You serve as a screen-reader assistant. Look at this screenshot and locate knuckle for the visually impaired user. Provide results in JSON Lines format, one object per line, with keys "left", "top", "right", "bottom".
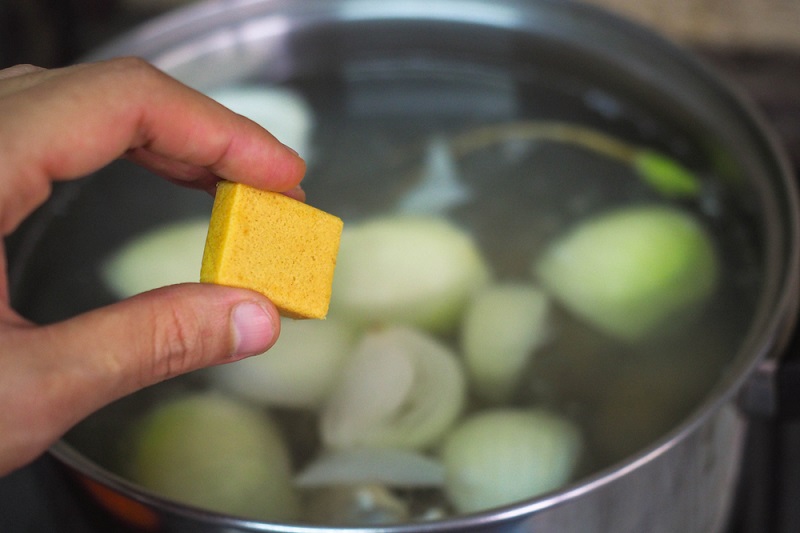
{"left": 108, "top": 56, "right": 156, "bottom": 75}
{"left": 0, "top": 63, "right": 44, "bottom": 79}
{"left": 101, "top": 56, "right": 166, "bottom": 88}
{"left": 147, "top": 302, "right": 204, "bottom": 382}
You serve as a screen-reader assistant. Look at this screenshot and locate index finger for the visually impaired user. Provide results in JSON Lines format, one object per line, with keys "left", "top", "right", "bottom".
{"left": 0, "top": 58, "right": 306, "bottom": 235}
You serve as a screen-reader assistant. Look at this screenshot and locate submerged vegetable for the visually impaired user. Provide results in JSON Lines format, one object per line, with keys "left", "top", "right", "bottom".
{"left": 461, "top": 283, "right": 550, "bottom": 403}
{"left": 440, "top": 408, "right": 582, "bottom": 514}
{"left": 321, "top": 325, "right": 466, "bottom": 450}
{"left": 633, "top": 150, "right": 701, "bottom": 198}
{"left": 330, "top": 216, "right": 490, "bottom": 333}
{"left": 209, "top": 317, "right": 356, "bottom": 409}
{"left": 127, "top": 392, "right": 299, "bottom": 521}
{"left": 103, "top": 218, "right": 208, "bottom": 298}
{"left": 206, "top": 85, "right": 314, "bottom": 160}
{"left": 449, "top": 121, "right": 701, "bottom": 199}
{"left": 295, "top": 447, "right": 446, "bottom": 488}
{"left": 397, "top": 135, "right": 473, "bottom": 215}
{"left": 534, "top": 205, "right": 719, "bottom": 341}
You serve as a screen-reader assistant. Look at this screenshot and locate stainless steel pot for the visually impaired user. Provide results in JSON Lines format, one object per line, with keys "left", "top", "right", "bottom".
{"left": 8, "top": 0, "right": 800, "bottom": 531}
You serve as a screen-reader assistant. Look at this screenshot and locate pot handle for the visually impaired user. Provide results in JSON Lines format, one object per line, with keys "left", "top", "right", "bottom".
{"left": 739, "top": 325, "right": 800, "bottom": 420}
{"left": 733, "top": 324, "right": 800, "bottom": 533}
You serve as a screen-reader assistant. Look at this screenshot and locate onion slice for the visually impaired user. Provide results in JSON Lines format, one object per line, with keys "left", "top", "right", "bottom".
{"left": 321, "top": 325, "right": 466, "bottom": 451}
{"left": 397, "top": 135, "right": 472, "bottom": 215}
{"left": 295, "top": 448, "right": 446, "bottom": 488}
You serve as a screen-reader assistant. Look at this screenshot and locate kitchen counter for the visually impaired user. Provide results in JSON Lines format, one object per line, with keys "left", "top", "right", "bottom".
{"left": 586, "top": 0, "right": 800, "bottom": 50}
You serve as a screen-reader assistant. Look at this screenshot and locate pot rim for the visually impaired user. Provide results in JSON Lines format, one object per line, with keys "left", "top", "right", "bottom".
{"left": 50, "top": 0, "right": 800, "bottom": 530}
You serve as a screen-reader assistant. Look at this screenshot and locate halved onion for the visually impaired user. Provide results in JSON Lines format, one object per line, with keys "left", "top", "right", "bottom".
{"left": 206, "top": 84, "right": 314, "bottom": 160}
{"left": 534, "top": 205, "right": 719, "bottom": 341}
{"left": 102, "top": 218, "right": 208, "bottom": 298}
{"left": 321, "top": 325, "right": 466, "bottom": 451}
{"left": 330, "top": 216, "right": 490, "bottom": 333}
{"left": 209, "top": 317, "right": 357, "bottom": 409}
{"left": 127, "top": 392, "right": 299, "bottom": 521}
{"left": 461, "top": 283, "right": 550, "bottom": 403}
{"left": 440, "top": 408, "right": 582, "bottom": 514}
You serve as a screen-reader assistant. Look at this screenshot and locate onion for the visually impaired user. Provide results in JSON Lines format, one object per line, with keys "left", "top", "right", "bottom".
{"left": 208, "top": 317, "right": 357, "bottom": 409}
{"left": 127, "top": 392, "right": 300, "bottom": 521}
{"left": 533, "top": 205, "right": 719, "bottom": 341}
{"left": 440, "top": 408, "right": 582, "bottom": 514}
{"left": 295, "top": 447, "right": 445, "bottom": 488}
{"left": 206, "top": 85, "right": 314, "bottom": 160}
{"left": 330, "top": 216, "right": 490, "bottom": 333}
{"left": 461, "top": 283, "right": 550, "bottom": 403}
{"left": 102, "top": 218, "right": 208, "bottom": 298}
{"left": 321, "top": 325, "right": 466, "bottom": 450}
{"left": 397, "top": 136, "right": 472, "bottom": 215}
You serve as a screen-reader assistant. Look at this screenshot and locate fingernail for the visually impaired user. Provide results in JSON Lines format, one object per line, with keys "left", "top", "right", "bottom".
{"left": 231, "top": 302, "right": 276, "bottom": 358}
{"left": 284, "top": 184, "right": 306, "bottom": 202}
{"left": 282, "top": 142, "right": 300, "bottom": 157}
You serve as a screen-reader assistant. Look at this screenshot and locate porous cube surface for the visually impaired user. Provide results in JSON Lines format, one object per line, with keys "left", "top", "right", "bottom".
{"left": 201, "top": 182, "right": 343, "bottom": 319}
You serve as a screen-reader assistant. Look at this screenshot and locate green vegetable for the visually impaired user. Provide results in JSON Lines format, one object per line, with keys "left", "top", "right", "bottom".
{"left": 461, "top": 283, "right": 550, "bottom": 403}
{"left": 330, "top": 216, "right": 490, "bottom": 333}
{"left": 533, "top": 205, "right": 719, "bottom": 341}
{"left": 103, "top": 218, "right": 208, "bottom": 298}
{"left": 440, "top": 408, "right": 582, "bottom": 514}
{"left": 321, "top": 325, "right": 466, "bottom": 450}
{"left": 449, "top": 121, "right": 701, "bottom": 199}
{"left": 633, "top": 150, "right": 701, "bottom": 199}
{"left": 209, "top": 317, "right": 357, "bottom": 409}
{"left": 127, "top": 392, "right": 299, "bottom": 521}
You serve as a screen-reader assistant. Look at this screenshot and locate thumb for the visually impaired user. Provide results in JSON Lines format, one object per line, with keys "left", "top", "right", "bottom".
{"left": 49, "top": 283, "right": 281, "bottom": 396}
{"left": 0, "top": 283, "right": 280, "bottom": 473}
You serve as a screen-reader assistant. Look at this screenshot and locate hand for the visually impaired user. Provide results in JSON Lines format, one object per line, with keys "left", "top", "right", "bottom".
{"left": 0, "top": 58, "right": 306, "bottom": 475}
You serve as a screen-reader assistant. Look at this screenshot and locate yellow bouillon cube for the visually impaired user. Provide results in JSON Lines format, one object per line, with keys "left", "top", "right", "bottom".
{"left": 201, "top": 182, "right": 343, "bottom": 319}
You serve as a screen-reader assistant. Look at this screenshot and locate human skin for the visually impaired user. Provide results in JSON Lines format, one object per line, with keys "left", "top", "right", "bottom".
{"left": 0, "top": 58, "right": 306, "bottom": 475}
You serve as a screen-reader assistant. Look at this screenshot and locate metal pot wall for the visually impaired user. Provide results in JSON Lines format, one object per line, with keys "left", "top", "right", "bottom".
{"left": 7, "top": 0, "right": 800, "bottom": 532}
